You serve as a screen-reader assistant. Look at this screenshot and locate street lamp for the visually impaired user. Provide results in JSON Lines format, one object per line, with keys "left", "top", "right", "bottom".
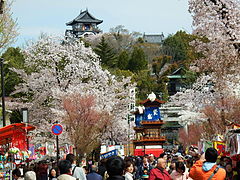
{"left": 21, "top": 108, "right": 29, "bottom": 163}
{"left": 0, "top": 58, "right": 6, "bottom": 127}
{"left": 22, "top": 108, "right": 29, "bottom": 123}
{"left": 0, "top": 1, "right": 6, "bottom": 126}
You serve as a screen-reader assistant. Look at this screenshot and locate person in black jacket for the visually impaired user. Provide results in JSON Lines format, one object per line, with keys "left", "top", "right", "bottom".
{"left": 98, "top": 159, "right": 107, "bottom": 178}
{"left": 12, "top": 168, "right": 23, "bottom": 180}
{"left": 139, "top": 155, "right": 153, "bottom": 179}
{"left": 106, "top": 156, "right": 125, "bottom": 180}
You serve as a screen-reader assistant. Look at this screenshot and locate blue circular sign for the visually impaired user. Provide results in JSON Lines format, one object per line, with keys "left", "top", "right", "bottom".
{"left": 51, "top": 124, "right": 63, "bottom": 135}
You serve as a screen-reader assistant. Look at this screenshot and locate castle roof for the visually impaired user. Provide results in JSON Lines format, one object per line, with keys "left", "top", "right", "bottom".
{"left": 66, "top": 9, "right": 103, "bottom": 26}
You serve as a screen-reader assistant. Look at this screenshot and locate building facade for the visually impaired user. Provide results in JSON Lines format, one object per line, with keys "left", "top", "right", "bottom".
{"left": 143, "top": 33, "right": 164, "bottom": 44}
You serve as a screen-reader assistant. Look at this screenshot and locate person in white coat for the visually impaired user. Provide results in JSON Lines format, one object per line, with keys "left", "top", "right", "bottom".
{"left": 124, "top": 161, "right": 134, "bottom": 180}
{"left": 66, "top": 154, "right": 86, "bottom": 180}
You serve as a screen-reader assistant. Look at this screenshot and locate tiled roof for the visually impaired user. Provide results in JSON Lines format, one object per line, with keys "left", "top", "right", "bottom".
{"left": 66, "top": 9, "right": 103, "bottom": 26}
{"left": 167, "top": 67, "right": 187, "bottom": 79}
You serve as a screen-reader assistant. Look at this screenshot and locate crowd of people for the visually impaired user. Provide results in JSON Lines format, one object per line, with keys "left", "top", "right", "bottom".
{"left": 11, "top": 148, "right": 240, "bottom": 180}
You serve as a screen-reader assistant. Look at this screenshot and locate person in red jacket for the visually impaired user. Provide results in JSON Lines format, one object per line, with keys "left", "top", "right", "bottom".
{"left": 149, "top": 158, "right": 172, "bottom": 180}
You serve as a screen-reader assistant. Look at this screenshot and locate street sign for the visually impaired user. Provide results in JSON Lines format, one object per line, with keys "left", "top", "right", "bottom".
{"left": 100, "top": 149, "right": 118, "bottom": 159}
{"left": 51, "top": 124, "right": 62, "bottom": 164}
{"left": 51, "top": 124, "right": 63, "bottom": 135}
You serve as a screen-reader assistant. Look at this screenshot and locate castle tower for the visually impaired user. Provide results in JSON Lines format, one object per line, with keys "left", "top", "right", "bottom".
{"left": 65, "top": 9, "right": 103, "bottom": 38}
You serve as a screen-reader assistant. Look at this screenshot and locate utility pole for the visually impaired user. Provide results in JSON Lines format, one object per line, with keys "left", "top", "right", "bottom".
{"left": 0, "top": 1, "right": 6, "bottom": 127}
{"left": 128, "top": 114, "right": 130, "bottom": 156}
{"left": 0, "top": 58, "right": 6, "bottom": 127}
{"left": 0, "top": 0, "right": 5, "bottom": 14}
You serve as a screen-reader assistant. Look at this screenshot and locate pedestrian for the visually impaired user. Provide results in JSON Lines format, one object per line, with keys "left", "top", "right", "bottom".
{"left": 86, "top": 165, "right": 102, "bottom": 180}
{"left": 57, "top": 160, "right": 76, "bottom": 180}
{"left": 189, "top": 147, "right": 226, "bottom": 180}
{"left": 66, "top": 154, "right": 86, "bottom": 180}
{"left": 233, "top": 161, "right": 240, "bottom": 180}
{"left": 49, "top": 168, "right": 58, "bottom": 180}
{"left": 149, "top": 154, "right": 157, "bottom": 168}
{"left": 124, "top": 161, "right": 134, "bottom": 180}
{"left": 106, "top": 156, "right": 125, "bottom": 180}
{"left": 220, "top": 157, "right": 232, "bottom": 168}
{"left": 134, "top": 156, "right": 142, "bottom": 180}
{"left": 36, "top": 161, "right": 48, "bottom": 180}
{"left": 170, "top": 161, "right": 191, "bottom": 180}
{"left": 225, "top": 163, "right": 233, "bottom": 180}
{"left": 98, "top": 159, "right": 107, "bottom": 178}
{"left": 159, "top": 153, "right": 167, "bottom": 161}
{"left": 185, "top": 158, "right": 194, "bottom": 172}
{"left": 149, "top": 158, "right": 171, "bottom": 180}
{"left": 166, "top": 155, "right": 172, "bottom": 172}
{"left": 168, "top": 159, "right": 176, "bottom": 174}
{"left": 177, "top": 155, "right": 184, "bottom": 162}
{"left": 23, "top": 166, "right": 36, "bottom": 180}
{"left": 24, "top": 171, "right": 36, "bottom": 180}
{"left": 82, "top": 166, "right": 89, "bottom": 175}
{"left": 139, "top": 155, "right": 153, "bottom": 179}
{"left": 12, "top": 168, "right": 24, "bottom": 180}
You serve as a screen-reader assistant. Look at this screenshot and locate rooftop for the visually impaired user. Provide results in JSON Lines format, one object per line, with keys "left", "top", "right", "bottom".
{"left": 66, "top": 9, "right": 103, "bottom": 26}
{"left": 143, "top": 33, "right": 164, "bottom": 44}
{"left": 140, "top": 98, "right": 165, "bottom": 107}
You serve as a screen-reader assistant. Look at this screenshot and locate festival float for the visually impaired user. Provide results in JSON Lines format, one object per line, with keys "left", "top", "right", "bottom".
{"left": 133, "top": 93, "right": 166, "bottom": 156}
{"left": 0, "top": 123, "right": 35, "bottom": 179}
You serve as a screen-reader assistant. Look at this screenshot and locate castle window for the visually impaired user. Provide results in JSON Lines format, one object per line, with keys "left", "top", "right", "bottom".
{"left": 84, "top": 24, "right": 90, "bottom": 30}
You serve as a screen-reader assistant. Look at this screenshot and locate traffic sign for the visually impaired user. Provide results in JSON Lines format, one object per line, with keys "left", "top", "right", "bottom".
{"left": 51, "top": 124, "right": 63, "bottom": 135}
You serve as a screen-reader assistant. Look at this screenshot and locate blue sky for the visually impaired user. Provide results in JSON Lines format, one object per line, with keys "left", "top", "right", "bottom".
{"left": 12, "top": 0, "right": 193, "bottom": 47}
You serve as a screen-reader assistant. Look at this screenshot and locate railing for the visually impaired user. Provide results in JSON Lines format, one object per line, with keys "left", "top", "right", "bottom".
{"left": 133, "top": 136, "right": 166, "bottom": 142}
{"left": 66, "top": 28, "right": 101, "bottom": 34}
{"left": 141, "top": 120, "right": 164, "bottom": 125}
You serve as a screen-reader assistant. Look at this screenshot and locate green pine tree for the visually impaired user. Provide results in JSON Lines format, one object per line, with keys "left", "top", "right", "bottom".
{"left": 128, "top": 47, "right": 148, "bottom": 72}
{"left": 117, "top": 50, "right": 129, "bottom": 70}
{"left": 132, "top": 70, "right": 158, "bottom": 101}
{"left": 94, "top": 36, "right": 116, "bottom": 68}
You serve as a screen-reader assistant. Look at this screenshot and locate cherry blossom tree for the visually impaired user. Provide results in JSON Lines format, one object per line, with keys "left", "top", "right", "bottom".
{"left": 63, "top": 94, "right": 110, "bottom": 157}
{"left": 86, "top": 25, "right": 140, "bottom": 54}
{"left": 187, "top": 0, "right": 239, "bottom": 92}
{"left": 179, "top": 124, "right": 202, "bottom": 148}
{"left": 169, "top": 0, "right": 240, "bottom": 141}
{"left": 189, "top": 0, "right": 240, "bottom": 84}
{"left": 187, "top": 0, "right": 240, "bottom": 109}
{"left": 12, "top": 35, "right": 135, "bottom": 147}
